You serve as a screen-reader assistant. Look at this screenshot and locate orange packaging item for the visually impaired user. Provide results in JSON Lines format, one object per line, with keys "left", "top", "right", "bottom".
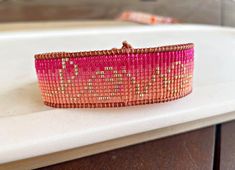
{"left": 118, "top": 11, "right": 179, "bottom": 25}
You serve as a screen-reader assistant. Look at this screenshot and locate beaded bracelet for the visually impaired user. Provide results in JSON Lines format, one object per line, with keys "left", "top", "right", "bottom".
{"left": 35, "top": 41, "right": 194, "bottom": 108}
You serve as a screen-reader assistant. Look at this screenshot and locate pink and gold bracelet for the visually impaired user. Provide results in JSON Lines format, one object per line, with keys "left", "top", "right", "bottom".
{"left": 35, "top": 42, "right": 194, "bottom": 108}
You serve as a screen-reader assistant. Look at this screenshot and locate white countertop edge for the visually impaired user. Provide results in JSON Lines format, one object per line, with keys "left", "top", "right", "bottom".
{"left": 2, "top": 111, "right": 235, "bottom": 170}
{"left": 1, "top": 82, "right": 235, "bottom": 164}
{"left": 0, "top": 24, "right": 235, "bottom": 40}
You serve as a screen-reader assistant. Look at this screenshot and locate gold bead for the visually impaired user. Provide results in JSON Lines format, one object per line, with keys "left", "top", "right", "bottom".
{"left": 140, "top": 94, "right": 144, "bottom": 97}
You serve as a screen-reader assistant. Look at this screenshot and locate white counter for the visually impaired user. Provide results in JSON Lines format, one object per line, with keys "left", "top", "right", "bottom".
{"left": 0, "top": 24, "right": 235, "bottom": 169}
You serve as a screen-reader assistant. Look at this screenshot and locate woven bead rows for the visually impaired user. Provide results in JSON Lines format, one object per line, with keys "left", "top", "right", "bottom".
{"left": 35, "top": 44, "right": 194, "bottom": 108}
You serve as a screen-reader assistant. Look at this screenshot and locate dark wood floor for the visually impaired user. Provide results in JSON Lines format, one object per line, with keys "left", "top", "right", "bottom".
{"left": 39, "top": 126, "right": 215, "bottom": 170}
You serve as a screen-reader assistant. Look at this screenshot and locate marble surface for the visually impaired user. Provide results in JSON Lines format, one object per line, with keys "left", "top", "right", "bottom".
{"left": 0, "top": 25, "right": 235, "bottom": 164}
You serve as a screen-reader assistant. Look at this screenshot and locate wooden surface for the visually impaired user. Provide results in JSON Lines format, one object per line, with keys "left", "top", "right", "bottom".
{"left": 39, "top": 127, "right": 215, "bottom": 170}
{"left": 0, "top": 0, "right": 221, "bottom": 25}
{"left": 220, "top": 120, "right": 235, "bottom": 170}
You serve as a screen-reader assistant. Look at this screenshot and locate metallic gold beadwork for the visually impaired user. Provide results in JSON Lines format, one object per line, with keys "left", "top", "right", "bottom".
{"left": 35, "top": 43, "right": 194, "bottom": 108}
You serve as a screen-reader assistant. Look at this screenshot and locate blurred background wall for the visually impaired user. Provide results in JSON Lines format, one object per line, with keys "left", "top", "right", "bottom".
{"left": 0, "top": 0, "right": 234, "bottom": 26}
